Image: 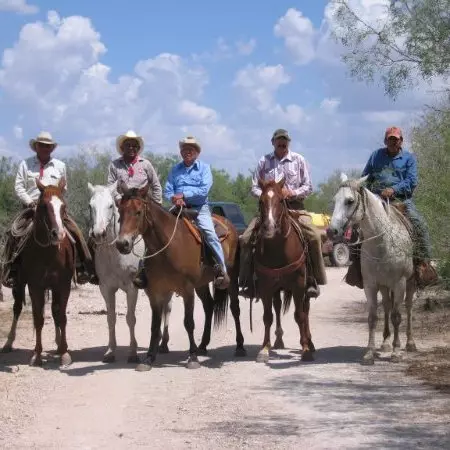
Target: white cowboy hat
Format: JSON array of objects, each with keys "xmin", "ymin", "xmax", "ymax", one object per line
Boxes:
[
  {"xmin": 179, "ymin": 136, "xmax": 201, "ymax": 153},
  {"xmin": 116, "ymin": 130, "xmax": 144, "ymax": 155},
  {"xmin": 29, "ymin": 131, "xmax": 58, "ymax": 151}
]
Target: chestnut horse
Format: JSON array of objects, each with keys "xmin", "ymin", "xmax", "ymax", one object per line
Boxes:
[
  {"xmin": 2, "ymin": 178, "xmax": 75, "ymax": 367},
  {"xmin": 253, "ymin": 179, "xmax": 314, "ymax": 363},
  {"xmin": 115, "ymin": 182, "xmax": 245, "ymax": 371}
]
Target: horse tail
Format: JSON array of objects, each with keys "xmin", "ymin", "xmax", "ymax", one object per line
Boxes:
[
  {"xmin": 213, "ymin": 286, "xmax": 229, "ymax": 330},
  {"xmin": 282, "ymin": 290, "xmax": 293, "ymax": 314},
  {"xmin": 249, "ymin": 297, "xmax": 253, "ymax": 333}
]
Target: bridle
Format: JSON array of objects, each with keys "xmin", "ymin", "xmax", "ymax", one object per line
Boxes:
[{"xmin": 257, "ymin": 193, "xmax": 292, "ymax": 240}]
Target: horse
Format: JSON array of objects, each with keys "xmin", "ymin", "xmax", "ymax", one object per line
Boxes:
[
  {"xmin": 88, "ymin": 182, "xmax": 175, "ymax": 363},
  {"xmin": 328, "ymin": 173, "xmax": 417, "ymax": 365},
  {"xmin": 253, "ymin": 178, "xmax": 314, "ymax": 363},
  {"xmin": 2, "ymin": 177, "xmax": 75, "ymax": 367},
  {"xmin": 115, "ymin": 181, "xmax": 245, "ymax": 371}
]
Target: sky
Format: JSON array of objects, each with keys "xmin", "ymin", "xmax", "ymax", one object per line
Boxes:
[{"xmin": 0, "ymin": 0, "xmax": 443, "ymax": 184}]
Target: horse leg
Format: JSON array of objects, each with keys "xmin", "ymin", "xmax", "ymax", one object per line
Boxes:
[
  {"xmin": 51, "ymin": 292, "xmax": 61, "ymax": 351},
  {"xmin": 229, "ymin": 290, "xmax": 246, "ymax": 357},
  {"xmin": 379, "ymin": 287, "xmax": 392, "ymax": 353},
  {"xmin": 136, "ymin": 293, "xmax": 164, "ymax": 372},
  {"xmin": 256, "ymin": 294, "xmax": 273, "ymax": 363},
  {"xmin": 159, "ymin": 296, "xmax": 173, "ymax": 354},
  {"xmin": 196, "ymin": 285, "xmax": 213, "ymax": 356},
  {"xmin": 273, "ymin": 290, "xmax": 285, "ymax": 350},
  {"xmin": 183, "ymin": 291, "xmax": 200, "ymax": 369},
  {"xmin": 362, "ymin": 286, "xmax": 378, "ymax": 365},
  {"xmin": 29, "ymin": 288, "xmax": 46, "ymax": 366},
  {"xmin": 391, "ymin": 281, "xmax": 405, "ymax": 363},
  {"xmin": 2, "ymin": 282, "xmax": 26, "ymax": 352},
  {"xmin": 293, "ymin": 289, "xmax": 313, "ymax": 362},
  {"xmin": 53, "ymin": 286, "xmax": 72, "ymax": 367},
  {"xmin": 303, "ymin": 297, "xmax": 315, "ymax": 352},
  {"xmin": 126, "ymin": 287, "xmax": 139, "ymax": 363},
  {"xmin": 99, "ymin": 284, "xmax": 117, "ymax": 363},
  {"xmin": 405, "ymin": 279, "xmax": 417, "ymax": 352}
]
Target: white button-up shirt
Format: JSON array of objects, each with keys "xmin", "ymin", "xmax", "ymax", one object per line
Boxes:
[{"xmin": 15, "ymin": 155, "xmax": 67, "ymax": 205}]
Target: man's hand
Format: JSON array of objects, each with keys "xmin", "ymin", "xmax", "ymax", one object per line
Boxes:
[
  {"xmin": 281, "ymin": 187, "xmax": 294, "ymax": 199},
  {"xmin": 171, "ymin": 193, "xmax": 185, "ymax": 207},
  {"xmin": 381, "ymin": 187, "xmax": 395, "ymax": 199}
]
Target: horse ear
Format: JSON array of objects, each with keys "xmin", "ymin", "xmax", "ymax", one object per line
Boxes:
[
  {"xmin": 138, "ymin": 183, "xmax": 149, "ymax": 198},
  {"xmin": 58, "ymin": 177, "xmax": 66, "ymax": 191},
  {"xmin": 87, "ymin": 182, "xmax": 95, "ymax": 194},
  {"xmin": 258, "ymin": 178, "xmax": 266, "ymax": 189},
  {"xmin": 277, "ymin": 177, "xmax": 285, "ymax": 189},
  {"xmin": 35, "ymin": 177, "xmax": 45, "ymax": 192},
  {"xmin": 357, "ymin": 174, "xmax": 369, "ymax": 186},
  {"xmin": 118, "ymin": 180, "xmax": 129, "ymax": 195},
  {"xmin": 340, "ymin": 172, "xmax": 348, "ymax": 183}
]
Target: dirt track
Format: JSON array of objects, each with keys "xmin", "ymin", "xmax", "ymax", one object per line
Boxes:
[{"xmin": 1, "ymin": 268, "xmax": 449, "ymax": 449}]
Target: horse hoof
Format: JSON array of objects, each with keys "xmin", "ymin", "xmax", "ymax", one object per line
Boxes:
[
  {"xmin": 187, "ymin": 357, "xmax": 200, "ymax": 370},
  {"xmin": 235, "ymin": 347, "xmax": 247, "ymax": 357},
  {"xmin": 406, "ymin": 342, "xmax": 417, "ymax": 353},
  {"xmin": 135, "ymin": 362, "xmax": 152, "ymax": 372},
  {"xmin": 127, "ymin": 354, "xmax": 140, "ymax": 364},
  {"xmin": 2, "ymin": 344, "xmax": 12, "ymax": 353},
  {"xmin": 380, "ymin": 343, "xmax": 393, "ymax": 353},
  {"xmin": 256, "ymin": 352, "xmax": 269, "ymax": 363},
  {"xmin": 301, "ymin": 350, "xmax": 314, "ymax": 362},
  {"xmin": 273, "ymin": 340, "xmax": 285, "ymax": 350},
  {"xmin": 29, "ymin": 354, "xmax": 42, "ymax": 367},
  {"xmin": 158, "ymin": 344, "xmax": 170, "ymax": 354},
  {"xmin": 102, "ymin": 353, "xmax": 116, "ymax": 363},
  {"xmin": 362, "ymin": 352, "xmax": 375, "ymax": 365},
  {"xmin": 60, "ymin": 352, "xmax": 72, "ymax": 367},
  {"xmin": 391, "ymin": 353, "xmax": 402, "ymax": 363},
  {"xmin": 308, "ymin": 340, "xmax": 316, "ymax": 352},
  {"xmin": 197, "ymin": 347, "xmax": 208, "ymax": 356}
]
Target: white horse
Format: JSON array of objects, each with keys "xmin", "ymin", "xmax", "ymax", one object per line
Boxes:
[
  {"xmin": 329, "ymin": 174, "xmax": 417, "ymax": 365},
  {"xmin": 88, "ymin": 182, "xmax": 172, "ymax": 363}
]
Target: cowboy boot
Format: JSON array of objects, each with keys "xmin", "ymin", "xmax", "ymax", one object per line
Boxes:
[
  {"xmin": 213, "ymin": 264, "xmax": 230, "ymax": 290},
  {"xmin": 415, "ymin": 260, "xmax": 438, "ymax": 289},
  {"xmin": 306, "ymin": 277, "xmax": 320, "ymax": 299}
]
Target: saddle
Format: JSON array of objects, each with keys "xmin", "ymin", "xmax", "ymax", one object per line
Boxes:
[{"xmin": 385, "ymin": 201, "xmax": 414, "ymax": 239}]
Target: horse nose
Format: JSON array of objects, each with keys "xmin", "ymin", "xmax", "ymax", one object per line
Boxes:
[
  {"xmin": 102, "ymin": 229, "xmax": 107, "ymax": 238},
  {"xmin": 116, "ymin": 238, "xmax": 131, "ymax": 254},
  {"xmin": 51, "ymin": 229, "xmax": 58, "ymax": 239}
]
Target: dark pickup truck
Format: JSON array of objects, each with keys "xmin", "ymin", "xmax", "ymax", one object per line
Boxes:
[{"xmin": 209, "ymin": 201, "xmax": 247, "ymax": 236}]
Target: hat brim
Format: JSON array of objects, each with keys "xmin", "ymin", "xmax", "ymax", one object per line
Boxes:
[
  {"xmin": 385, "ymin": 133, "xmax": 402, "ymax": 139},
  {"xmin": 29, "ymin": 139, "xmax": 58, "ymax": 152},
  {"xmin": 116, "ymin": 135, "xmax": 144, "ymax": 155},
  {"xmin": 179, "ymin": 142, "xmax": 201, "ymax": 153}
]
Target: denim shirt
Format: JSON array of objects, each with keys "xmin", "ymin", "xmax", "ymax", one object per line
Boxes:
[
  {"xmin": 362, "ymin": 147, "xmax": 418, "ymax": 199},
  {"xmin": 164, "ymin": 160, "xmax": 212, "ymax": 207}
]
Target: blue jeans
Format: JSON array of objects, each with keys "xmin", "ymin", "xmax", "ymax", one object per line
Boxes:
[
  {"xmin": 403, "ymin": 199, "xmax": 432, "ymax": 260},
  {"xmin": 192, "ymin": 204, "xmax": 227, "ymax": 270}
]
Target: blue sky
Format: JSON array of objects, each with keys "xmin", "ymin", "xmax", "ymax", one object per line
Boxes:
[{"xmin": 0, "ymin": 0, "xmax": 441, "ymax": 185}]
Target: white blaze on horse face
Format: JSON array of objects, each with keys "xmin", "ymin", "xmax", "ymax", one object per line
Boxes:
[
  {"xmin": 50, "ymin": 196, "xmax": 66, "ymax": 241},
  {"xmin": 330, "ymin": 187, "xmax": 350, "ymax": 235},
  {"xmin": 91, "ymin": 189, "xmax": 114, "ymax": 239},
  {"xmin": 265, "ymin": 189, "xmax": 277, "ymax": 236}
]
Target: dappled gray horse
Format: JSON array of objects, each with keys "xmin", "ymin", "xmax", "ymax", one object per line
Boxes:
[
  {"xmin": 329, "ymin": 174, "xmax": 417, "ymax": 365},
  {"xmin": 88, "ymin": 182, "xmax": 172, "ymax": 363}
]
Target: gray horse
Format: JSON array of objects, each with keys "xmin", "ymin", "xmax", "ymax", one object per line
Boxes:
[{"xmin": 329, "ymin": 173, "xmax": 417, "ymax": 365}]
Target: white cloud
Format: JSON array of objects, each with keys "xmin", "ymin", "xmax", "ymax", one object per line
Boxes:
[
  {"xmin": 320, "ymin": 97, "xmax": 341, "ymax": 114},
  {"xmin": 0, "ymin": 0, "xmax": 37, "ymax": 14},
  {"xmin": 236, "ymin": 38, "xmax": 256, "ymax": 56},
  {"xmin": 274, "ymin": 8, "xmax": 316, "ymax": 65},
  {"xmin": 13, "ymin": 125, "xmax": 23, "ymax": 139}
]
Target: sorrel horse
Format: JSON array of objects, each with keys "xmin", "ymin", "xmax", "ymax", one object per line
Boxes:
[
  {"xmin": 2, "ymin": 178, "xmax": 75, "ymax": 367},
  {"xmin": 115, "ymin": 182, "xmax": 245, "ymax": 371},
  {"xmin": 329, "ymin": 174, "xmax": 417, "ymax": 365},
  {"xmin": 253, "ymin": 178, "xmax": 314, "ymax": 363}
]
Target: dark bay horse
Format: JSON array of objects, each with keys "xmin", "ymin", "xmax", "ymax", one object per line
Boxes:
[
  {"xmin": 115, "ymin": 182, "xmax": 245, "ymax": 371},
  {"xmin": 2, "ymin": 178, "xmax": 75, "ymax": 367},
  {"xmin": 254, "ymin": 178, "xmax": 314, "ymax": 363}
]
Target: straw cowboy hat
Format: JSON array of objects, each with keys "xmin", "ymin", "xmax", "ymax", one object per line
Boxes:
[
  {"xmin": 116, "ymin": 130, "xmax": 144, "ymax": 155},
  {"xmin": 29, "ymin": 131, "xmax": 58, "ymax": 151},
  {"xmin": 179, "ymin": 136, "xmax": 201, "ymax": 153}
]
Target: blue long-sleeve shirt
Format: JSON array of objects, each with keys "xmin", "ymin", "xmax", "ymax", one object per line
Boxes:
[
  {"xmin": 164, "ymin": 160, "xmax": 212, "ymax": 207},
  {"xmin": 362, "ymin": 147, "xmax": 418, "ymax": 199}
]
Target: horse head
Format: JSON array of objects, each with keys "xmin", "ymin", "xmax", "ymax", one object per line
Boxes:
[
  {"xmin": 88, "ymin": 181, "xmax": 117, "ymax": 242},
  {"xmin": 115, "ymin": 180, "xmax": 149, "ymax": 254},
  {"xmin": 258, "ymin": 177, "xmax": 287, "ymax": 239},
  {"xmin": 35, "ymin": 177, "xmax": 67, "ymax": 245},
  {"xmin": 328, "ymin": 173, "xmax": 368, "ymax": 238}
]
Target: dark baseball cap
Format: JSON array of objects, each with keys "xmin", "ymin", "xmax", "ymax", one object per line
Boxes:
[{"xmin": 272, "ymin": 129, "xmax": 291, "ymax": 141}]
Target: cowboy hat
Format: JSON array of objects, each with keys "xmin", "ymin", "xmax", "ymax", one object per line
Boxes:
[
  {"xmin": 179, "ymin": 136, "xmax": 201, "ymax": 153},
  {"xmin": 116, "ymin": 130, "xmax": 144, "ymax": 155},
  {"xmin": 271, "ymin": 128, "xmax": 291, "ymax": 142},
  {"xmin": 29, "ymin": 131, "xmax": 58, "ymax": 152}
]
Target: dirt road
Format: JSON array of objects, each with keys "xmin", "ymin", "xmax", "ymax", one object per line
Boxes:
[{"xmin": 1, "ymin": 268, "xmax": 449, "ymax": 449}]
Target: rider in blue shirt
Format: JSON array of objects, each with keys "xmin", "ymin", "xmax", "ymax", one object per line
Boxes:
[{"xmin": 164, "ymin": 136, "xmax": 230, "ymax": 289}]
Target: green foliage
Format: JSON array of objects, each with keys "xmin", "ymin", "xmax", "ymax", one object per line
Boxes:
[
  {"xmin": 412, "ymin": 102, "xmax": 450, "ymax": 285},
  {"xmin": 330, "ymin": 0, "xmax": 450, "ymax": 98},
  {"xmin": 0, "ymin": 157, "xmax": 20, "ymax": 235}
]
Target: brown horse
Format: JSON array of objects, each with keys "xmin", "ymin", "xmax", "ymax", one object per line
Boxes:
[
  {"xmin": 115, "ymin": 182, "xmax": 245, "ymax": 371},
  {"xmin": 253, "ymin": 178, "xmax": 314, "ymax": 363},
  {"xmin": 2, "ymin": 178, "xmax": 75, "ymax": 367}
]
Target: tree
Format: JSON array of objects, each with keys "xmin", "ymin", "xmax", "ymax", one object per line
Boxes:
[{"xmin": 330, "ymin": 0, "xmax": 450, "ymax": 98}]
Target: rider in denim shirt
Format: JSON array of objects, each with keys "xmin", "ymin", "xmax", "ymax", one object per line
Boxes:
[{"xmin": 164, "ymin": 136, "xmax": 230, "ymax": 289}]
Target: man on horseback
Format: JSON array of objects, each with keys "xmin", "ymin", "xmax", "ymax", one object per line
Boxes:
[
  {"xmin": 239, "ymin": 128, "xmax": 327, "ymax": 298},
  {"xmin": 103, "ymin": 130, "xmax": 162, "ymax": 288},
  {"xmin": 1, "ymin": 131, "xmax": 96, "ymax": 288},
  {"xmin": 164, "ymin": 136, "xmax": 230, "ymax": 289},
  {"xmin": 345, "ymin": 126, "xmax": 438, "ymax": 288}
]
